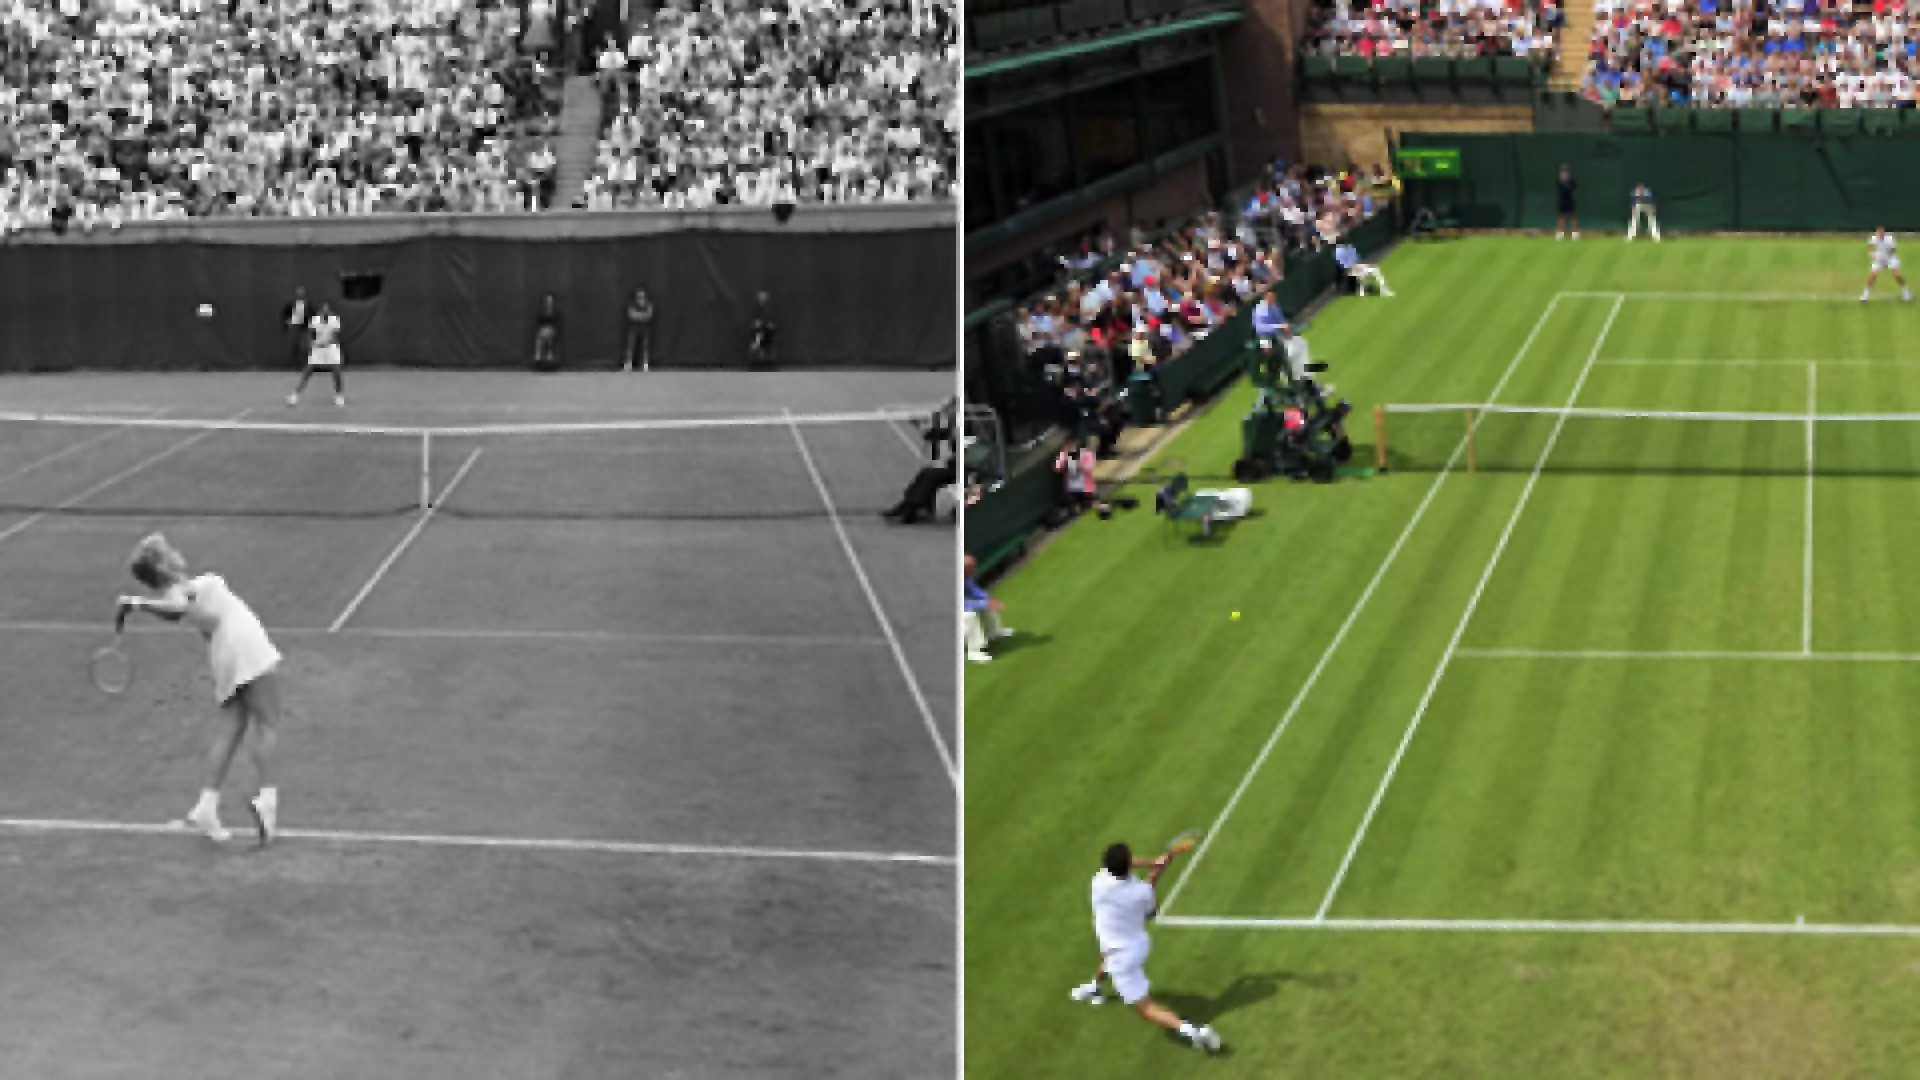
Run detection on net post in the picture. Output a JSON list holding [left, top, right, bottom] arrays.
[[420, 431, 431, 511], [1374, 404, 1387, 472], [1466, 408, 1478, 474]]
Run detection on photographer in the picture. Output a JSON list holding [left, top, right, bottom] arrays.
[[880, 400, 959, 525]]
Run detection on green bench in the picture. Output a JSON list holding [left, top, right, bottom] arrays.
[[1157, 473, 1223, 541]]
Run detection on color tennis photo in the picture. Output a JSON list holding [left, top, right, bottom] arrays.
[[965, 10, 1920, 1073]]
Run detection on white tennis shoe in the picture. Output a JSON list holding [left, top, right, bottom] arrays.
[[248, 794, 277, 847], [1069, 982, 1104, 1005], [176, 805, 230, 843], [1190, 1026, 1222, 1052], [967, 651, 993, 664]]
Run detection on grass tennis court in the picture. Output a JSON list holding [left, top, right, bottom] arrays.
[[966, 236, 1920, 1077], [0, 370, 954, 1077]]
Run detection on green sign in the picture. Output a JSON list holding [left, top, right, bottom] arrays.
[[1396, 147, 1462, 180]]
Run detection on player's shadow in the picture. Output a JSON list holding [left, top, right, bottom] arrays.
[[987, 630, 1052, 658], [1153, 970, 1354, 1054]]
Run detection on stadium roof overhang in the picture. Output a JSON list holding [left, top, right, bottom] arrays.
[[964, 10, 1243, 80]]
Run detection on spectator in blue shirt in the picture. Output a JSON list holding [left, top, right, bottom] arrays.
[[963, 555, 1014, 664], [1336, 242, 1394, 296], [1252, 288, 1287, 340]]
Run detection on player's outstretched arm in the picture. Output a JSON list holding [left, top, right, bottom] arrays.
[[117, 590, 188, 628]]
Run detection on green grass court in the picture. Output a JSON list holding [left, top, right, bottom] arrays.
[[966, 236, 1920, 1077]]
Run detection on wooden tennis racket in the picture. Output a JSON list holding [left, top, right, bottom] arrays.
[[91, 635, 134, 695]]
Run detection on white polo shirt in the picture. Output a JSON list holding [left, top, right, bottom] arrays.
[[1090, 869, 1157, 953]]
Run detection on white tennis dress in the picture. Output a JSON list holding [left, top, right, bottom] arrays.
[[172, 573, 281, 703], [308, 312, 342, 367]]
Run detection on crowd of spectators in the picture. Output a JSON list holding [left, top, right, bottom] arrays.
[[1582, 0, 1920, 107], [0, 0, 566, 235], [584, 0, 958, 210], [1304, 0, 1562, 61], [1006, 161, 1392, 459]]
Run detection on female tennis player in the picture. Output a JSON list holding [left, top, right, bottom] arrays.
[[117, 533, 283, 846], [286, 300, 345, 408]]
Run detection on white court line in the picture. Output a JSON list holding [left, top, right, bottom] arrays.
[[0, 406, 167, 487], [1563, 291, 1855, 302], [1157, 915, 1920, 937], [1459, 647, 1920, 663], [35, 400, 949, 418], [1161, 293, 1574, 915], [785, 409, 958, 789], [0, 619, 883, 650], [1805, 362, 1816, 654], [327, 448, 483, 632], [0, 817, 952, 866], [0, 407, 253, 546], [1595, 358, 1920, 367], [1315, 295, 1625, 922]]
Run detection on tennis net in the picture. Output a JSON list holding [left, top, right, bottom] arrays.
[[1373, 403, 1920, 477], [0, 407, 939, 521]]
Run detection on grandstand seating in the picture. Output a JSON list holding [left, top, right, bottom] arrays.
[[0, 0, 956, 233], [584, 0, 958, 209], [1301, 0, 1563, 69], [1580, 0, 1920, 109]]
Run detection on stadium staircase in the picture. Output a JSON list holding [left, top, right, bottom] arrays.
[[1546, 0, 1595, 93], [553, 74, 604, 209]]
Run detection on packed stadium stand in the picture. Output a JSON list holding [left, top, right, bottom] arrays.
[[1580, 0, 1920, 108], [0, 0, 957, 234], [1303, 0, 1563, 63], [583, 0, 957, 209]]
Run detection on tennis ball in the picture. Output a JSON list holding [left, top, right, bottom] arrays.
[[1231, 611, 1241, 621], [197, 303, 214, 318]]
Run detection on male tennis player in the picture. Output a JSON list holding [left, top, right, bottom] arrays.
[[287, 301, 345, 407], [118, 533, 284, 846], [1863, 227, 1914, 303], [1070, 842, 1223, 1053]]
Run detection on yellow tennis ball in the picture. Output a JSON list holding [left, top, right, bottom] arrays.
[[1231, 611, 1241, 620]]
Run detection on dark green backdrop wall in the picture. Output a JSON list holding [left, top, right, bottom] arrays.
[[0, 214, 955, 372], [1402, 132, 1920, 232]]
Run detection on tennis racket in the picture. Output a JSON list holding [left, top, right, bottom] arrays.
[[1164, 828, 1205, 857], [91, 636, 133, 695]]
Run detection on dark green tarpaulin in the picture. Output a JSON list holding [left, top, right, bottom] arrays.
[[1402, 131, 1920, 232], [0, 212, 955, 372]]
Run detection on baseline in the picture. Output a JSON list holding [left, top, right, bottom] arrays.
[[0, 619, 885, 650], [1459, 647, 1920, 663], [0, 816, 952, 866], [1158, 915, 1920, 937]]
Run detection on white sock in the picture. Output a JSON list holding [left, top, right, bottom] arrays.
[[194, 788, 218, 814], [1178, 1021, 1196, 1037]]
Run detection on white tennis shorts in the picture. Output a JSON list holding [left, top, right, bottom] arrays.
[[1104, 941, 1151, 1005], [1873, 255, 1901, 273], [309, 344, 342, 367]]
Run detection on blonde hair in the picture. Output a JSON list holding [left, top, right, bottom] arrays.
[[128, 532, 175, 589]]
